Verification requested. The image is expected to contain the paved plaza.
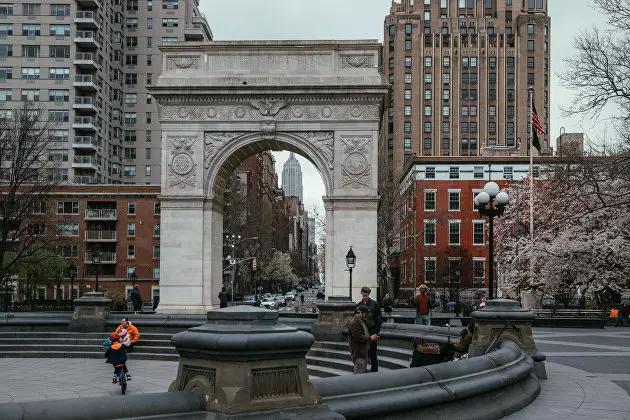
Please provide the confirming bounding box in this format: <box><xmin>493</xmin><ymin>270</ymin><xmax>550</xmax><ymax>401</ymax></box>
<box><xmin>3</xmin><ymin>327</ymin><xmax>630</xmax><ymax>419</ymax></box>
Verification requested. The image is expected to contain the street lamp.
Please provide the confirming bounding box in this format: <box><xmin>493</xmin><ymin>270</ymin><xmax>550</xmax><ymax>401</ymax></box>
<box><xmin>68</xmin><ymin>263</ymin><xmax>76</xmax><ymax>310</ymax></box>
<box><xmin>345</xmin><ymin>246</ymin><xmax>356</xmax><ymax>300</ymax></box>
<box><xmin>475</xmin><ymin>181</ymin><xmax>509</xmax><ymax>300</ymax></box>
<box><xmin>93</xmin><ymin>250</ymin><xmax>101</xmax><ymax>292</ymax></box>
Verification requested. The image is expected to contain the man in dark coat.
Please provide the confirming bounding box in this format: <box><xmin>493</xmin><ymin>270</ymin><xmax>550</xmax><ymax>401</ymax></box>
<box><xmin>218</xmin><ymin>287</ymin><xmax>228</xmax><ymax>308</ymax></box>
<box><xmin>347</xmin><ymin>305</ymin><xmax>378</xmax><ymax>374</ymax></box>
<box><xmin>356</xmin><ymin>286</ymin><xmax>383</xmax><ymax>372</ymax></box>
<box><xmin>130</xmin><ymin>284</ymin><xmax>142</xmax><ymax>313</ymax></box>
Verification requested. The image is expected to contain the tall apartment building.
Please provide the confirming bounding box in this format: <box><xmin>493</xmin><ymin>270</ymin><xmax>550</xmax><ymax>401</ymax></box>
<box><xmin>281</xmin><ymin>152</ymin><xmax>303</xmax><ymax>202</ymax></box>
<box><xmin>384</xmin><ymin>0</ymin><xmax>551</xmax><ymax>178</ymax></box>
<box><xmin>0</xmin><ymin>0</ymin><xmax>211</xmax><ymax>185</ymax></box>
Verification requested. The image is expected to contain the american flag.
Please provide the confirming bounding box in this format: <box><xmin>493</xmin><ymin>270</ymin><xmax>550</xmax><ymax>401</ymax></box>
<box><xmin>531</xmin><ymin>101</ymin><xmax>545</xmax><ymax>135</ymax></box>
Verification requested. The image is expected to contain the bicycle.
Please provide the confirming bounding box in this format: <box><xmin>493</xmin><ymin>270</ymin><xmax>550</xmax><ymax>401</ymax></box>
<box><xmin>115</xmin><ymin>364</ymin><xmax>127</xmax><ymax>395</ymax></box>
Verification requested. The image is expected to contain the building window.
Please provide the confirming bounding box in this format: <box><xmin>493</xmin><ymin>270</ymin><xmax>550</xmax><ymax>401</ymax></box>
<box><xmin>58</xmin><ymin>244</ymin><xmax>79</xmax><ymax>259</ymax></box>
<box><xmin>443</xmin><ymin>56</ymin><xmax>450</xmax><ymax>67</ymax></box>
<box><xmin>449</xmin><ymin>167</ymin><xmax>459</xmax><ymax>179</ymax></box>
<box><xmin>424</xmin><ymin>73</ymin><xmax>432</xmax><ymax>83</ymax></box>
<box><xmin>424</xmin><ymin>138</ymin><xmax>432</xmax><ymax>148</ymax></box>
<box><xmin>405</xmin><ymin>89</ymin><xmax>412</xmax><ymax>100</ymax></box>
<box><xmin>404</xmin><ymin>121</ymin><xmax>412</xmax><ymax>132</ymax></box>
<box><xmin>153</xmin><ymin>245</ymin><xmax>160</xmax><ymax>259</ymax></box>
<box><xmin>405</xmin><ymin>56</ymin><xmax>412</xmax><ymax>67</ymax></box>
<box><xmin>405</xmin><ymin>73</ymin><xmax>412</xmax><ymax>83</ymax></box>
<box><xmin>424</xmin><ymin>220</ymin><xmax>436</xmax><ymax>245</ymax></box>
<box><xmin>443</xmin><ymin>73</ymin><xmax>450</xmax><ymax>84</ymax></box>
<box><xmin>128</xmin><ymin>202</ymin><xmax>136</xmax><ymax>215</ymax></box>
<box><xmin>527</xmin><ymin>24</ymin><xmax>534</xmax><ymax>34</ymax></box>
<box><xmin>56</xmin><ymin>222</ymin><xmax>79</xmax><ymax>237</ymax></box>
<box><xmin>448</xmin><ymin>191</ymin><xmax>460</xmax><ymax>211</ymax></box>
<box><xmin>405</xmin><ymin>39</ymin><xmax>412</xmax><ymax>50</ymax></box>
<box><xmin>507</xmin><ymin>122</ymin><xmax>514</xmax><ymax>134</ymax></box>
<box><xmin>507</xmin><ymin>56</ymin><xmax>515</xmax><ymax>67</ymax></box>
<box><xmin>442</xmin><ymin>138</ymin><xmax>450</xmax><ymax>149</ymax></box>
<box><xmin>153</xmin><ymin>223</ymin><xmax>160</xmax><ymax>237</ymax></box>
<box><xmin>424</xmin><ymin>122</ymin><xmax>432</xmax><ymax>132</ymax></box>
<box><xmin>527</xmin><ymin>40</ymin><xmax>534</xmax><ymax>51</ymax></box>
<box><xmin>57</xmin><ymin>201</ymin><xmax>79</xmax><ymax>214</ymax></box>
<box><xmin>489</xmin><ymin>72</ymin><xmax>496</xmax><ymax>85</ymax></box>
<box><xmin>154</xmin><ymin>201</ymin><xmax>161</xmax><ymax>215</ymax></box>
<box><xmin>449</xmin><ymin>221</ymin><xmax>461</xmax><ymax>245</ymax></box>
<box><xmin>527</xmin><ymin>57</ymin><xmax>535</xmax><ymax>68</ymax></box>
<box><xmin>443</xmin><ymin>89</ymin><xmax>450</xmax><ymax>100</ymax></box>
<box><xmin>489</xmin><ymin>57</ymin><xmax>496</xmax><ymax>69</ymax></box>
<box><xmin>127</xmin><ymin>223</ymin><xmax>136</xmax><ymax>236</ymax></box>
<box><xmin>474</xmin><ymin>259</ymin><xmax>485</xmax><ymax>283</ymax></box>
<box><xmin>425</xmin><ymin>259</ymin><xmax>436</xmax><ymax>284</ymax></box>
<box><xmin>472</xmin><ymin>166</ymin><xmax>483</xmax><ymax>180</ymax></box>
<box><xmin>389</xmin><ymin>24</ymin><xmax>395</xmax><ymax>35</ymax></box>
<box><xmin>424</xmin><ymin>106</ymin><xmax>431</xmax><ymax>116</ymax></box>
<box><xmin>404</xmin><ymin>138</ymin><xmax>411</xmax><ymax>149</ymax></box>
<box><xmin>127</xmin><ymin>245</ymin><xmax>136</xmax><ymax>259</ymax></box>
<box><xmin>425</xmin><ymin>167</ymin><xmax>435</xmax><ymax>179</ymax></box>
<box><xmin>489</xmin><ymin>122</ymin><xmax>496</xmax><ymax>133</ymax></box>
<box><xmin>153</xmin><ymin>266</ymin><xmax>160</xmax><ymax>280</ymax></box>
<box><xmin>424</xmin><ymin>89</ymin><xmax>431</xmax><ymax>100</ymax></box>
<box><xmin>124</xmin><ymin>165</ymin><xmax>136</xmax><ymax>177</ymax></box>
<box><xmin>489</xmin><ymin>106</ymin><xmax>496</xmax><ymax>117</ymax></box>
<box><xmin>528</xmin><ymin>73</ymin><xmax>535</xmax><ymax>85</ymax></box>
<box><xmin>507</xmin><ymin>73</ymin><xmax>514</xmax><ymax>85</ymax></box>
<box><xmin>162</xmin><ymin>18</ymin><xmax>178</xmax><ymax>27</ymax></box>
<box><xmin>424</xmin><ymin>190</ymin><xmax>436</xmax><ymax>211</ymax></box>
<box><xmin>443</xmin><ymin>106</ymin><xmax>450</xmax><ymax>116</ymax></box>
<box><xmin>405</xmin><ymin>105</ymin><xmax>412</xmax><ymax>116</ymax></box>
<box><xmin>503</xmin><ymin>166</ymin><xmax>513</xmax><ymax>180</ymax></box>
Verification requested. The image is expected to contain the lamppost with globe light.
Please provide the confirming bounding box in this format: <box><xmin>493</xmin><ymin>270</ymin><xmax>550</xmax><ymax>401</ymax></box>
<box><xmin>93</xmin><ymin>250</ymin><xmax>101</xmax><ymax>292</ymax></box>
<box><xmin>345</xmin><ymin>247</ymin><xmax>356</xmax><ymax>300</ymax></box>
<box><xmin>474</xmin><ymin>181</ymin><xmax>509</xmax><ymax>300</ymax></box>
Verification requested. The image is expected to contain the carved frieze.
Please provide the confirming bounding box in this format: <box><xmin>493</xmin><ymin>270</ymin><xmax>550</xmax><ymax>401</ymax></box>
<box><xmin>294</xmin><ymin>132</ymin><xmax>334</xmax><ymax>170</ymax></box>
<box><xmin>167</xmin><ymin>56</ymin><xmax>200</xmax><ymax>70</ymax></box>
<box><xmin>340</xmin><ymin>55</ymin><xmax>373</xmax><ymax>68</ymax></box>
<box><xmin>249</xmin><ymin>99</ymin><xmax>288</xmax><ymax>116</ymax></box>
<box><xmin>159</xmin><ymin>104</ymin><xmax>380</xmax><ymax>122</ymax></box>
<box><xmin>341</xmin><ymin>137</ymin><xmax>371</xmax><ymax>189</ymax></box>
<box><xmin>204</xmin><ymin>132</ymin><xmax>245</xmax><ymax>168</ymax></box>
<box><xmin>168</xmin><ymin>137</ymin><xmax>197</xmax><ymax>189</ymax></box>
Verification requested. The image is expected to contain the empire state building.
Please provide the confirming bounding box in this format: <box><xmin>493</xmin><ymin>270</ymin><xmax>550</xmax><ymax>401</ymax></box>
<box><xmin>281</xmin><ymin>152</ymin><xmax>303</xmax><ymax>202</ymax></box>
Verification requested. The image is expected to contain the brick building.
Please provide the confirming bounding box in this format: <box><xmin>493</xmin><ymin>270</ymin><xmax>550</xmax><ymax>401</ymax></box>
<box><xmin>8</xmin><ymin>185</ymin><xmax>160</xmax><ymax>307</ymax></box>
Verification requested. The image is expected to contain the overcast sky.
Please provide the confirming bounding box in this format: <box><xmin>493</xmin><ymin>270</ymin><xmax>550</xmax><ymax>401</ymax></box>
<box><xmin>201</xmin><ymin>0</ymin><xmax>610</xmax><ymax>211</ymax></box>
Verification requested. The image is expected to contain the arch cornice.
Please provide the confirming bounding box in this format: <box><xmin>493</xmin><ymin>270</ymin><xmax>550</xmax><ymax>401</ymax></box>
<box><xmin>204</xmin><ymin>132</ymin><xmax>334</xmax><ymax>200</ymax></box>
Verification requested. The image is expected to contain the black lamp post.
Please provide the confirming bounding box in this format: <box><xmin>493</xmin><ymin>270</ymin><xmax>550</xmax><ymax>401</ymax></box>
<box><xmin>93</xmin><ymin>250</ymin><xmax>101</xmax><ymax>292</ymax></box>
<box><xmin>345</xmin><ymin>246</ymin><xmax>356</xmax><ymax>300</ymax></box>
<box><xmin>68</xmin><ymin>263</ymin><xmax>76</xmax><ymax>309</ymax></box>
<box><xmin>475</xmin><ymin>181</ymin><xmax>509</xmax><ymax>300</ymax></box>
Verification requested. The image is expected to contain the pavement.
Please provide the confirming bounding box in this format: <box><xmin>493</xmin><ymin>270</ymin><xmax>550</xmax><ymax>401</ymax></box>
<box><xmin>3</xmin><ymin>326</ymin><xmax>630</xmax><ymax>418</ymax></box>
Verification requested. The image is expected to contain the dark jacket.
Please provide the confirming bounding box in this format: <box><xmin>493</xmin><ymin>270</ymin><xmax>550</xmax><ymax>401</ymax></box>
<box><xmin>356</xmin><ymin>298</ymin><xmax>383</xmax><ymax>334</ymax></box>
<box><xmin>347</xmin><ymin>315</ymin><xmax>371</xmax><ymax>359</ymax></box>
<box><xmin>105</xmin><ymin>342</ymin><xmax>127</xmax><ymax>365</ymax></box>
<box><xmin>130</xmin><ymin>288</ymin><xmax>142</xmax><ymax>304</ymax></box>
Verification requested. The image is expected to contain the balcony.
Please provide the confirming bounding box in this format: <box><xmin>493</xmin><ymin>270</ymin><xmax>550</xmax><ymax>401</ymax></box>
<box><xmin>72</xmin><ymin>135</ymin><xmax>98</xmax><ymax>151</ymax></box>
<box><xmin>192</xmin><ymin>15</ymin><xmax>213</xmax><ymax>40</ymax></box>
<box><xmin>72</xmin><ymin>116</ymin><xmax>97</xmax><ymax>131</ymax></box>
<box><xmin>74</xmin><ymin>11</ymin><xmax>100</xmax><ymax>28</ymax></box>
<box><xmin>76</xmin><ymin>0</ymin><xmax>102</xmax><ymax>7</ymax></box>
<box><xmin>74</xmin><ymin>31</ymin><xmax>100</xmax><ymax>48</ymax></box>
<box><xmin>72</xmin><ymin>155</ymin><xmax>98</xmax><ymax>171</ymax></box>
<box><xmin>73</xmin><ymin>96</ymin><xmax>98</xmax><ymax>113</ymax></box>
<box><xmin>85</xmin><ymin>208</ymin><xmax>117</xmax><ymax>220</ymax></box>
<box><xmin>73</xmin><ymin>74</ymin><xmax>97</xmax><ymax>90</ymax></box>
<box><xmin>85</xmin><ymin>230</ymin><xmax>117</xmax><ymax>242</ymax></box>
<box><xmin>184</xmin><ymin>25</ymin><xmax>205</xmax><ymax>41</ymax></box>
<box><xmin>73</xmin><ymin>53</ymin><xmax>97</xmax><ymax>69</ymax></box>
<box><xmin>85</xmin><ymin>251</ymin><xmax>116</xmax><ymax>264</ymax></box>
<box><xmin>73</xmin><ymin>175</ymin><xmax>98</xmax><ymax>184</ymax></box>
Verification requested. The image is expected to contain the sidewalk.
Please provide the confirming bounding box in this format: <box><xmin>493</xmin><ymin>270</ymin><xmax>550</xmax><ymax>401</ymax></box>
<box><xmin>506</xmin><ymin>361</ymin><xmax>630</xmax><ymax>420</ymax></box>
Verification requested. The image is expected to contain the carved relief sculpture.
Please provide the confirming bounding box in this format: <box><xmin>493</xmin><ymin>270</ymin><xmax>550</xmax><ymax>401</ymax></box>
<box><xmin>341</xmin><ymin>137</ymin><xmax>371</xmax><ymax>189</ymax></box>
<box><xmin>204</xmin><ymin>132</ymin><xmax>245</xmax><ymax>168</ymax></box>
<box><xmin>295</xmin><ymin>132</ymin><xmax>334</xmax><ymax>170</ymax></box>
<box><xmin>168</xmin><ymin>137</ymin><xmax>197</xmax><ymax>189</ymax></box>
<box><xmin>249</xmin><ymin>99</ymin><xmax>288</xmax><ymax>116</ymax></box>
<box><xmin>168</xmin><ymin>56</ymin><xmax>200</xmax><ymax>70</ymax></box>
<box><xmin>340</xmin><ymin>55</ymin><xmax>373</xmax><ymax>68</ymax></box>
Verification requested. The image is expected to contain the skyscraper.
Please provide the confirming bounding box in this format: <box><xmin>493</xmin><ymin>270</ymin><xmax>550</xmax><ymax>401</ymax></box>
<box><xmin>0</xmin><ymin>0</ymin><xmax>211</xmax><ymax>184</ymax></box>
<box><xmin>384</xmin><ymin>0</ymin><xmax>551</xmax><ymax>178</ymax></box>
<box><xmin>281</xmin><ymin>152</ymin><xmax>303</xmax><ymax>201</ymax></box>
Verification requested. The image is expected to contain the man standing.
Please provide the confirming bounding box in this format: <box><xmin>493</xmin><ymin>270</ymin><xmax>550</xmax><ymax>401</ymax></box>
<box><xmin>356</xmin><ymin>286</ymin><xmax>383</xmax><ymax>372</ymax></box>
<box><xmin>347</xmin><ymin>305</ymin><xmax>378</xmax><ymax>374</ymax></box>
<box><xmin>130</xmin><ymin>284</ymin><xmax>142</xmax><ymax>313</ymax></box>
<box><xmin>218</xmin><ymin>287</ymin><xmax>228</xmax><ymax>308</ymax></box>
<box><xmin>414</xmin><ymin>284</ymin><xmax>437</xmax><ymax>325</ymax></box>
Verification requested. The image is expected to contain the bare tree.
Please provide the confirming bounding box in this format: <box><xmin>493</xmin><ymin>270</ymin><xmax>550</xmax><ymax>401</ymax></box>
<box><xmin>377</xmin><ymin>149</ymin><xmax>400</xmax><ymax>298</ymax></box>
<box><xmin>0</xmin><ymin>101</ymin><xmax>59</xmax><ymax>310</ymax></box>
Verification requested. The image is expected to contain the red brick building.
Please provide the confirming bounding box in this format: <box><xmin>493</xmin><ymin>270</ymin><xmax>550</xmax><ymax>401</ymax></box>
<box><xmin>398</xmin><ymin>156</ymin><xmax>545</xmax><ymax>302</ymax></box>
<box><xmin>9</xmin><ymin>185</ymin><xmax>161</xmax><ymax>307</ymax></box>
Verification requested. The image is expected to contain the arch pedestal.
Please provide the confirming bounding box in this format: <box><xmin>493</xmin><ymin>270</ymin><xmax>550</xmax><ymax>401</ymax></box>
<box><xmin>151</xmin><ymin>41</ymin><xmax>388</xmax><ymax>314</ymax></box>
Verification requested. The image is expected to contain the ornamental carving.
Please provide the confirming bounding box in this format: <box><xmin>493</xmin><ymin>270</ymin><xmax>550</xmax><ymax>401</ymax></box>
<box><xmin>340</xmin><ymin>55</ymin><xmax>373</xmax><ymax>68</ymax></box>
<box><xmin>158</xmin><ymin>105</ymin><xmax>379</xmax><ymax>122</ymax></box>
<box><xmin>168</xmin><ymin>56</ymin><xmax>200</xmax><ymax>70</ymax></box>
<box><xmin>204</xmin><ymin>132</ymin><xmax>245</xmax><ymax>168</ymax></box>
<box><xmin>249</xmin><ymin>99</ymin><xmax>288</xmax><ymax>116</ymax></box>
<box><xmin>341</xmin><ymin>137</ymin><xmax>371</xmax><ymax>189</ymax></box>
<box><xmin>294</xmin><ymin>132</ymin><xmax>334</xmax><ymax>170</ymax></box>
<box><xmin>168</xmin><ymin>137</ymin><xmax>197</xmax><ymax>189</ymax></box>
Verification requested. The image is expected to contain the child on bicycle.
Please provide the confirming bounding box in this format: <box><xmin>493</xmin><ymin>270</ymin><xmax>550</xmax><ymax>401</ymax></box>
<box><xmin>104</xmin><ymin>332</ymin><xmax>132</xmax><ymax>383</ymax></box>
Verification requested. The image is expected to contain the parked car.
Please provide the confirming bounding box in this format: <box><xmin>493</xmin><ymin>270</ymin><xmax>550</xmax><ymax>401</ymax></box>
<box><xmin>243</xmin><ymin>295</ymin><xmax>257</xmax><ymax>305</ymax></box>
<box><xmin>295</xmin><ymin>286</ymin><xmax>304</xmax><ymax>293</ymax></box>
<box><xmin>260</xmin><ymin>297</ymin><xmax>278</xmax><ymax>310</ymax></box>
<box><xmin>285</xmin><ymin>292</ymin><xmax>295</xmax><ymax>301</ymax></box>
<box><xmin>272</xmin><ymin>294</ymin><xmax>287</xmax><ymax>307</ymax></box>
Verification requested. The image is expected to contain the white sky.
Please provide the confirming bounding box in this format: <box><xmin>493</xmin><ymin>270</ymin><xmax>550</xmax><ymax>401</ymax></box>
<box><xmin>201</xmin><ymin>0</ymin><xmax>611</xmax><ymax>211</ymax></box>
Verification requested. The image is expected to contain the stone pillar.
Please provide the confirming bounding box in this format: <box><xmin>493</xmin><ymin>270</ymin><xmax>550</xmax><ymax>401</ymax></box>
<box><xmin>469</xmin><ymin>298</ymin><xmax>546</xmax><ymax>379</ymax></box>
<box><xmin>169</xmin><ymin>306</ymin><xmax>341</xmax><ymax>418</ymax></box>
<box><xmin>311</xmin><ymin>297</ymin><xmax>357</xmax><ymax>342</ymax></box>
<box><xmin>68</xmin><ymin>292</ymin><xmax>111</xmax><ymax>332</ymax></box>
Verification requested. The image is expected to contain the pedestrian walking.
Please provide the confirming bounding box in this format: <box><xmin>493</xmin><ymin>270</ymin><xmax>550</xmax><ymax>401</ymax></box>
<box><xmin>413</xmin><ymin>284</ymin><xmax>438</xmax><ymax>325</ymax></box>
<box><xmin>130</xmin><ymin>284</ymin><xmax>142</xmax><ymax>313</ymax></box>
<box><xmin>383</xmin><ymin>294</ymin><xmax>393</xmax><ymax>319</ymax></box>
<box><xmin>300</xmin><ymin>293</ymin><xmax>305</xmax><ymax>305</ymax></box>
<box><xmin>356</xmin><ymin>286</ymin><xmax>383</xmax><ymax>372</ymax></box>
<box><xmin>347</xmin><ymin>305</ymin><xmax>378</xmax><ymax>374</ymax></box>
<box><xmin>218</xmin><ymin>287</ymin><xmax>228</xmax><ymax>308</ymax></box>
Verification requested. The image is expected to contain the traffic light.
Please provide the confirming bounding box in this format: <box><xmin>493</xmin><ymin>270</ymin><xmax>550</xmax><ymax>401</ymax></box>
<box><xmin>252</xmin><ymin>257</ymin><xmax>257</xmax><ymax>271</ymax></box>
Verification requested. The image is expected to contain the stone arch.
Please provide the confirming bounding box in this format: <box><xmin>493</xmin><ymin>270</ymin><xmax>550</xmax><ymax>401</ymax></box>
<box><xmin>204</xmin><ymin>132</ymin><xmax>334</xmax><ymax>200</ymax></box>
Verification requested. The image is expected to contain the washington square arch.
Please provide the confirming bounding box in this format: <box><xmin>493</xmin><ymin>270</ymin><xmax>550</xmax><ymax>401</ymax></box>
<box><xmin>151</xmin><ymin>41</ymin><xmax>388</xmax><ymax>314</ymax></box>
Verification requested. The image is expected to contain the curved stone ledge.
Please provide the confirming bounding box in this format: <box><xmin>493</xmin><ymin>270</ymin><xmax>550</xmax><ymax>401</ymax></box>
<box><xmin>312</xmin><ymin>340</ymin><xmax>539</xmax><ymax>420</ymax></box>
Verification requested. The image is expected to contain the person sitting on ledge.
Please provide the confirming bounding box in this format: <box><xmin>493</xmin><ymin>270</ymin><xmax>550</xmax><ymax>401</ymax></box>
<box><xmin>115</xmin><ymin>317</ymin><xmax>140</xmax><ymax>351</ymax></box>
